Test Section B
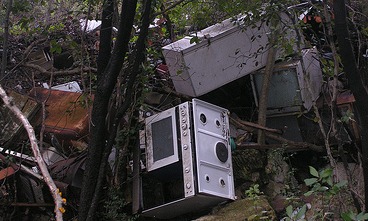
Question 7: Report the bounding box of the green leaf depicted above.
[317,186,329,192]
[295,204,307,220]
[309,166,319,178]
[336,180,348,188]
[304,190,314,196]
[50,40,62,54]
[341,212,353,221]
[304,178,318,186]
[320,168,333,179]
[286,205,293,217]
[356,212,368,220]
[190,36,200,44]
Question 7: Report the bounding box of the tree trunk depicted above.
[1,0,12,81]
[78,0,138,220]
[333,0,368,212]
[257,33,277,145]
[97,0,114,75]
[85,0,153,219]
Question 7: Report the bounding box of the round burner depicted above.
[216,142,228,163]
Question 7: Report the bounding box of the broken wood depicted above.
[230,116,324,152]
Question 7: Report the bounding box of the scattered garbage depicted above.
[0,90,40,146]
[28,87,92,150]
[42,81,82,93]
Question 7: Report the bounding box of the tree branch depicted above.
[230,116,324,152]
[0,85,64,221]
[152,0,192,17]
[22,63,97,76]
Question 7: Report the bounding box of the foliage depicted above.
[283,204,307,221]
[339,109,355,124]
[100,187,138,221]
[165,0,248,36]
[245,184,263,199]
[341,211,368,221]
[304,166,347,197]
[281,165,352,220]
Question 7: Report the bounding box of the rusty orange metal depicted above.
[0,166,17,181]
[29,88,93,145]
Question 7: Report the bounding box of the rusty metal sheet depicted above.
[0,91,40,145]
[29,88,93,144]
[337,91,355,105]
[0,167,17,181]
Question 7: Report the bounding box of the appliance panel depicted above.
[145,106,179,171]
[192,99,235,199]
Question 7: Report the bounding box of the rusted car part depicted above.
[28,87,92,150]
[0,90,40,146]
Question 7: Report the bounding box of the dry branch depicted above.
[23,38,48,60]
[0,85,64,221]
[230,116,324,152]
[22,63,97,76]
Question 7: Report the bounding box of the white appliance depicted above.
[140,99,235,219]
[162,13,298,97]
[251,47,323,116]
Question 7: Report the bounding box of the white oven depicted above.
[139,99,235,219]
